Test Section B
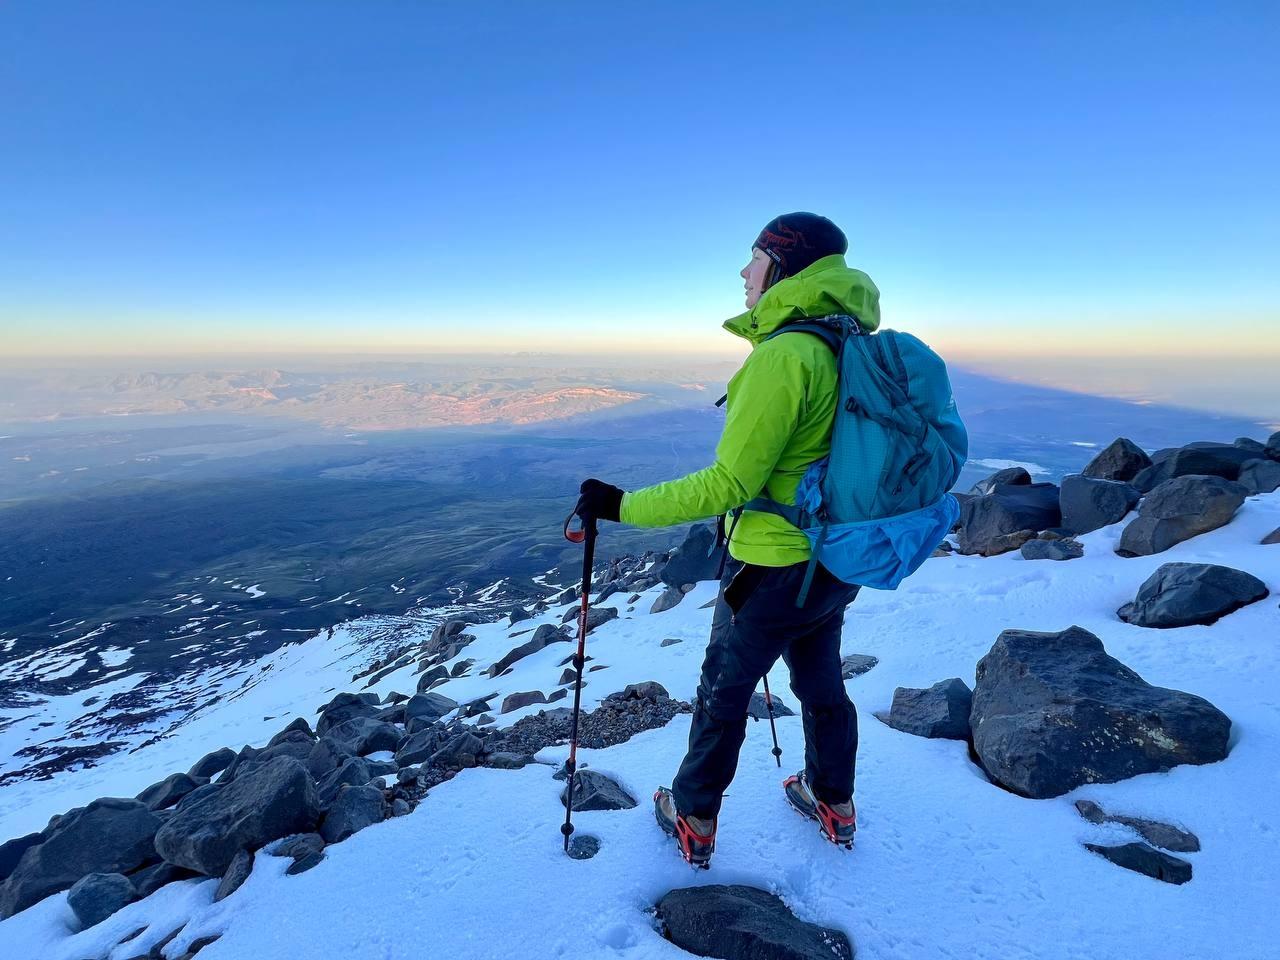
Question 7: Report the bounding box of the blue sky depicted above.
[2,1,1277,359]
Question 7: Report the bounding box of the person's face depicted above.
[740,247,772,308]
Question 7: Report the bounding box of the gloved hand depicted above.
[576,478,624,523]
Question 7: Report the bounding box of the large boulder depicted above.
[0,832,42,885]
[154,757,321,876]
[1082,438,1151,483]
[395,729,444,767]
[877,678,972,740]
[1267,431,1280,461]
[315,693,382,736]
[657,885,853,960]
[188,747,236,780]
[1116,475,1246,557]
[1238,458,1280,495]
[970,625,1231,798]
[660,522,721,586]
[404,692,458,725]
[488,624,570,678]
[1117,562,1269,628]
[322,717,403,756]
[319,785,387,844]
[1059,474,1141,535]
[136,772,207,812]
[316,757,374,805]
[501,690,548,713]
[67,872,136,928]
[424,619,469,657]
[955,483,1062,556]
[1131,442,1258,492]
[970,466,1031,495]
[0,798,161,918]
[559,605,620,633]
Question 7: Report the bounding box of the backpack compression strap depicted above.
[737,315,857,607]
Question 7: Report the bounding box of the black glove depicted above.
[576,478,624,523]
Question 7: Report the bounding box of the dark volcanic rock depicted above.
[970,626,1231,798]
[1132,442,1258,492]
[0,832,44,884]
[1074,799,1200,853]
[305,737,355,781]
[649,585,686,613]
[1020,538,1084,561]
[213,849,253,902]
[154,757,321,876]
[137,772,206,812]
[746,691,795,719]
[315,693,381,736]
[615,681,670,702]
[560,769,637,811]
[405,692,458,725]
[188,747,236,780]
[271,832,325,863]
[395,729,444,767]
[1082,438,1152,483]
[1059,474,1141,535]
[317,757,374,805]
[1263,527,1280,545]
[660,522,721,586]
[415,665,450,692]
[128,861,197,898]
[1117,562,1269,628]
[0,797,161,919]
[878,678,972,740]
[657,885,853,960]
[501,690,548,713]
[558,605,620,633]
[1268,431,1280,461]
[1238,458,1280,495]
[970,466,1031,495]
[320,785,387,843]
[488,624,571,678]
[566,834,600,860]
[428,732,485,769]
[1116,475,1247,557]
[508,604,531,624]
[67,872,137,928]
[841,654,878,678]
[956,483,1062,556]
[323,717,403,756]
[1084,841,1192,884]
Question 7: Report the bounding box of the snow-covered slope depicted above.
[2,492,1278,960]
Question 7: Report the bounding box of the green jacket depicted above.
[619,254,880,566]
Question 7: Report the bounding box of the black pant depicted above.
[671,557,861,819]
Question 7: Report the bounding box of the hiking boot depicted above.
[653,786,716,869]
[783,771,856,848]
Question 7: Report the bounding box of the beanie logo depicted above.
[757,225,808,252]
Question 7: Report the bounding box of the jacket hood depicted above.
[723,254,881,346]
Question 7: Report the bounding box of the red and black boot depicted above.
[783,771,856,849]
[653,787,716,869]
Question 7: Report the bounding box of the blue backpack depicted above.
[739,314,968,606]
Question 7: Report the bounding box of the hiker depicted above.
[574,212,878,866]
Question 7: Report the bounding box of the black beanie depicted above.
[753,212,848,280]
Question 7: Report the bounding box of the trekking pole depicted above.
[761,675,783,767]
[560,505,598,853]
[713,508,782,766]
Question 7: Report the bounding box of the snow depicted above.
[244,584,265,599]
[1,493,1278,959]
[969,457,1048,475]
[96,647,132,668]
